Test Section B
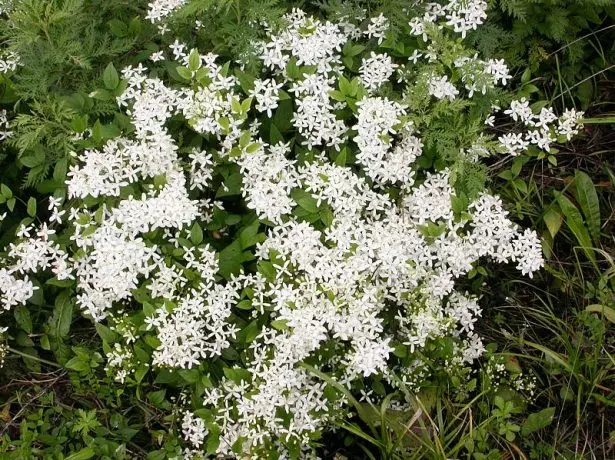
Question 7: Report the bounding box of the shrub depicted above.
[0,1,588,458]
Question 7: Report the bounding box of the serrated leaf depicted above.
[574,171,600,245]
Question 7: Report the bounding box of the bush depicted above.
[0,1,608,459]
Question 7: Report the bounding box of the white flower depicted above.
[428,75,459,101]
[365,13,388,44]
[359,52,397,92]
[499,132,529,156]
[146,0,187,23]
[504,98,533,124]
[149,50,165,62]
[250,78,283,117]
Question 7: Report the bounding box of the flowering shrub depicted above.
[0,1,584,458]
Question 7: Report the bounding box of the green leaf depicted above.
[108,19,128,37]
[574,171,600,245]
[40,334,51,350]
[49,291,74,338]
[103,63,119,90]
[236,300,253,310]
[543,208,562,238]
[271,320,288,331]
[1,183,12,199]
[556,194,596,263]
[20,154,44,168]
[65,356,90,373]
[218,240,242,280]
[190,222,203,245]
[585,304,615,324]
[291,189,318,214]
[14,305,32,333]
[334,148,347,167]
[238,220,263,250]
[95,323,118,343]
[147,389,167,407]
[188,49,201,71]
[521,407,555,436]
[26,197,37,217]
[176,66,192,80]
[66,447,95,460]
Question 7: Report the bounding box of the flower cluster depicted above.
[499,98,584,155]
[0,5,584,458]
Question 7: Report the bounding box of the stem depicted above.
[8,347,62,368]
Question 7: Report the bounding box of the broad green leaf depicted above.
[102,63,119,90]
[49,291,74,338]
[585,304,615,324]
[188,49,201,71]
[218,240,242,279]
[574,171,600,245]
[65,356,90,372]
[26,197,37,217]
[190,222,203,245]
[521,407,555,436]
[95,323,119,343]
[543,208,562,238]
[108,19,128,37]
[66,447,95,460]
[556,194,596,263]
[291,189,318,214]
[14,305,32,333]
[176,66,192,80]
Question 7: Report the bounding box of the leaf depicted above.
[108,19,128,37]
[103,63,119,90]
[188,49,201,71]
[26,197,37,217]
[66,447,95,460]
[95,323,118,343]
[521,407,555,436]
[574,171,600,245]
[0,184,11,199]
[14,305,32,333]
[291,189,318,214]
[49,291,74,338]
[218,240,242,280]
[147,389,167,408]
[176,66,192,80]
[334,148,347,167]
[585,304,615,324]
[190,222,203,245]
[556,194,596,263]
[543,208,562,238]
[65,356,90,372]
[238,220,263,250]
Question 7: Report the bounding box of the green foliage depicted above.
[471,0,615,108]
